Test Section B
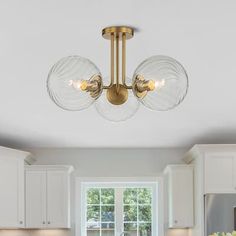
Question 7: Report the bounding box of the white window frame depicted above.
[75,177,164,236]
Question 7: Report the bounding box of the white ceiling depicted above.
[1,0,236,148]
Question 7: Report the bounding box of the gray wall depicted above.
[30,148,187,177]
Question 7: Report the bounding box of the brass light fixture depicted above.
[47,26,188,122]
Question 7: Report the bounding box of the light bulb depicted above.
[68,80,88,91]
[146,79,165,91]
[155,79,165,90]
[68,80,82,90]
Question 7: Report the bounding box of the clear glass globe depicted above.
[133,55,188,111]
[95,77,140,122]
[47,56,102,111]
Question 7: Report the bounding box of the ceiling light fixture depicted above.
[47,26,188,122]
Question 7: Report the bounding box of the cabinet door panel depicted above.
[0,157,24,228]
[26,171,47,228]
[205,154,235,193]
[167,166,194,228]
[47,171,70,228]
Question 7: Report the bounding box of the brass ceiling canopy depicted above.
[47,26,189,122]
[102,26,134,40]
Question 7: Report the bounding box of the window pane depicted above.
[101,222,114,236]
[87,189,100,204]
[87,222,100,229]
[139,223,151,236]
[124,223,137,236]
[125,229,137,236]
[87,229,100,236]
[138,188,152,204]
[138,205,151,222]
[123,188,137,204]
[87,205,100,222]
[101,223,114,229]
[124,222,137,231]
[124,205,137,221]
[101,206,115,222]
[101,189,114,204]
[101,230,114,236]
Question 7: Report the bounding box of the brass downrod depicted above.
[111,33,114,86]
[122,33,126,85]
[102,26,134,90]
[102,26,134,105]
[103,33,114,89]
[116,34,119,93]
[122,32,132,89]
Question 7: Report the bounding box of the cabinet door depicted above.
[167,166,194,228]
[47,171,70,228]
[25,170,47,228]
[205,154,236,193]
[0,157,24,228]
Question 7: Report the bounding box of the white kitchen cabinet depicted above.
[205,153,236,193]
[164,165,194,229]
[47,170,70,228]
[25,165,73,229]
[25,170,47,228]
[0,146,32,228]
[184,144,236,236]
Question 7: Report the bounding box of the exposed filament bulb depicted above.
[68,79,88,91]
[146,79,166,91]
[154,79,165,90]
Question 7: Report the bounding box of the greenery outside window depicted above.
[80,182,159,236]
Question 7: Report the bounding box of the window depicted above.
[122,188,152,236]
[78,180,161,236]
[86,188,115,236]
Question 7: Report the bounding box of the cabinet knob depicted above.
[174,220,178,224]
[43,221,45,224]
[48,221,51,224]
[19,221,23,224]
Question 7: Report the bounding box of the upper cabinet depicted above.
[47,170,71,228]
[204,153,236,193]
[25,165,74,229]
[164,165,194,229]
[184,144,236,236]
[0,145,73,230]
[0,146,32,228]
[25,170,47,228]
[185,145,236,194]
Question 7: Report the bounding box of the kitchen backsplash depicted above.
[0,230,71,236]
[0,229,189,236]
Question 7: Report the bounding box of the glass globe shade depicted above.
[133,55,188,111]
[95,77,140,122]
[47,56,102,111]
